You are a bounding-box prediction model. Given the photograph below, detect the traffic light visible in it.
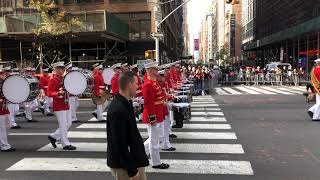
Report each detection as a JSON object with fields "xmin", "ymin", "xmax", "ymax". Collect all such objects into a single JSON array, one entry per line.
[{"xmin": 145, "ymin": 50, "xmax": 156, "ymax": 60}]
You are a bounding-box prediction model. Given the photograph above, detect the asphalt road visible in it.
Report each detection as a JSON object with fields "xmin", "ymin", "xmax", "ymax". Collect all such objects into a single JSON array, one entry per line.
[{"xmin": 0, "ymin": 92, "xmax": 318, "ymax": 180}]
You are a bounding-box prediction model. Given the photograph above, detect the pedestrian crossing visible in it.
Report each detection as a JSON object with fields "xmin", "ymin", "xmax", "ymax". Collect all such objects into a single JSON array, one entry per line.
[
  {"xmin": 7, "ymin": 95, "xmax": 254, "ymax": 177},
  {"xmin": 214, "ymin": 86, "xmax": 305, "ymax": 96}
]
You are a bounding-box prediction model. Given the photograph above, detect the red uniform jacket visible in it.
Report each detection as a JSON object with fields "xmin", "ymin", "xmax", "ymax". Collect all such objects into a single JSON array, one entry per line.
[
  {"xmin": 160, "ymin": 81, "xmax": 169, "ymax": 117},
  {"xmin": 48, "ymin": 74, "xmax": 69, "ymax": 112},
  {"xmin": 39, "ymin": 74, "xmax": 50, "ymax": 96},
  {"xmin": 142, "ymin": 76, "xmax": 164, "ymax": 124},
  {"xmin": 94, "ymin": 73, "xmax": 105, "ymax": 97},
  {"xmin": 0, "ymin": 95, "xmax": 9, "ymax": 115},
  {"xmin": 135, "ymin": 74, "xmax": 143, "ymax": 97},
  {"xmin": 111, "ymin": 73, "xmax": 119, "ymax": 95}
]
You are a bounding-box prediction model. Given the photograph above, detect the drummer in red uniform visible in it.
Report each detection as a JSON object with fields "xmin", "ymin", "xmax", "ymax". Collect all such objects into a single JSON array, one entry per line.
[
  {"xmin": 92, "ymin": 64, "xmax": 108, "ymax": 121},
  {"xmin": 47, "ymin": 62, "xmax": 76, "ymax": 151},
  {"xmin": 142, "ymin": 61, "xmax": 170, "ymax": 169},
  {"xmin": 110, "ymin": 63, "xmax": 122, "ymax": 95},
  {"xmin": 39, "ymin": 68, "xmax": 53, "ymax": 116},
  {"xmin": 0, "ymin": 68, "xmax": 15, "ymax": 152},
  {"xmin": 158, "ymin": 69, "xmax": 176, "ymax": 151},
  {"xmin": 24, "ymin": 67, "xmax": 39, "ymax": 122}
]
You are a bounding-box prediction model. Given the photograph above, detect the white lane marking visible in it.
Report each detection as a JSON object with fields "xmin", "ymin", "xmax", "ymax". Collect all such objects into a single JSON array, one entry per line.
[
  {"xmin": 192, "ymin": 95, "xmax": 213, "ymax": 99},
  {"xmin": 245, "ymin": 86, "xmax": 276, "ymax": 95},
  {"xmin": 191, "ymin": 102, "xmax": 217, "ymax": 105},
  {"xmin": 9, "ymin": 133, "xmax": 48, "ymax": 136},
  {"xmin": 259, "ymin": 87, "xmax": 293, "ymax": 95},
  {"xmin": 289, "ymin": 86, "xmax": 306, "ymax": 92},
  {"xmin": 66, "ymin": 131, "xmax": 237, "ymax": 139},
  {"xmin": 77, "ymin": 112, "xmax": 108, "ymax": 115},
  {"xmin": 235, "ymin": 87, "xmax": 261, "ymax": 95},
  {"xmin": 190, "ymin": 117, "xmax": 227, "ymax": 122},
  {"xmin": 277, "ymin": 87, "xmax": 302, "ymax": 94},
  {"xmin": 223, "ymin": 87, "xmax": 242, "ymax": 95},
  {"xmin": 191, "ymin": 104, "xmax": 219, "ymax": 107},
  {"xmin": 38, "ymin": 143, "xmax": 244, "ymax": 154},
  {"xmin": 191, "ymin": 107, "xmax": 221, "ymax": 111},
  {"xmin": 215, "ymin": 88, "xmax": 229, "ymax": 95},
  {"xmin": 7, "ymin": 158, "xmax": 253, "ymax": 175},
  {"xmin": 77, "ymin": 123, "xmax": 231, "ymax": 130},
  {"xmin": 191, "ymin": 112, "xmax": 224, "ymax": 116}
]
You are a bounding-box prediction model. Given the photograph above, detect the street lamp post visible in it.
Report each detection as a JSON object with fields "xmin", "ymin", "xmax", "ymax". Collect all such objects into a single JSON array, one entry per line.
[{"xmin": 154, "ymin": 0, "xmax": 192, "ymax": 63}]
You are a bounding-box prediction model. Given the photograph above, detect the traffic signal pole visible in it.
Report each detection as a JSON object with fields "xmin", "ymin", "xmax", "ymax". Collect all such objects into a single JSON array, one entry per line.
[{"xmin": 154, "ymin": 0, "xmax": 192, "ymax": 63}]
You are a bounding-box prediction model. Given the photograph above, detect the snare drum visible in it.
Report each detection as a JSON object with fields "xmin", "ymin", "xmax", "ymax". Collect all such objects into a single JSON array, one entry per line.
[
  {"xmin": 2, "ymin": 74, "xmax": 40, "ymax": 104},
  {"xmin": 64, "ymin": 70, "xmax": 92, "ymax": 96},
  {"xmin": 174, "ymin": 95, "xmax": 191, "ymax": 103}
]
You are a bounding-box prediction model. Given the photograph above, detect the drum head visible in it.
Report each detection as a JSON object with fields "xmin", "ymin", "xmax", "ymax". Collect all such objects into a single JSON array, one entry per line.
[
  {"xmin": 2, "ymin": 75, "xmax": 30, "ymax": 103},
  {"xmin": 103, "ymin": 68, "xmax": 115, "ymax": 85},
  {"xmin": 64, "ymin": 71, "xmax": 87, "ymax": 95}
]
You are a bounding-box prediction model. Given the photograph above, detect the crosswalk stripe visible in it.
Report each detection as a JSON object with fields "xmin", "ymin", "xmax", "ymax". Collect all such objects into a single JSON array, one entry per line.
[
  {"xmin": 191, "ymin": 107, "xmax": 221, "ymax": 111},
  {"xmin": 235, "ymin": 87, "xmax": 261, "ymax": 95},
  {"xmin": 288, "ymin": 86, "xmax": 306, "ymax": 92},
  {"xmin": 191, "ymin": 104, "xmax": 219, "ymax": 107},
  {"xmin": 66, "ymin": 131, "xmax": 237, "ymax": 139},
  {"xmin": 259, "ymin": 87, "xmax": 293, "ymax": 95},
  {"xmin": 76, "ymin": 123, "xmax": 231, "ymax": 130},
  {"xmin": 191, "ymin": 102, "xmax": 217, "ymax": 105},
  {"xmin": 6, "ymin": 158, "xmax": 253, "ymax": 175},
  {"xmin": 245, "ymin": 86, "xmax": 276, "ymax": 95},
  {"xmin": 192, "ymin": 95, "xmax": 213, "ymax": 99},
  {"xmin": 191, "ymin": 112, "xmax": 224, "ymax": 116},
  {"xmin": 223, "ymin": 87, "xmax": 242, "ymax": 95},
  {"xmin": 277, "ymin": 87, "xmax": 302, "ymax": 94},
  {"xmin": 215, "ymin": 88, "xmax": 229, "ymax": 95},
  {"xmin": 37, "ymin": 143, "xmax": 243, "ymax": 154},
  {"xmin": 190, "ymin": 117, "xmax": 227, "ymax": 122}
]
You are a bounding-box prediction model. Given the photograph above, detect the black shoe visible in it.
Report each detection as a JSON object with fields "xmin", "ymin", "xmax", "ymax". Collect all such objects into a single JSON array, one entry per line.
[
  {"xmin": 169, "ymin": 134, "xmax": 177, "ymax": 138},
  {"xmin": 46, "ymin": 113, "xmax": 54, "ymax": 116},
  {"xmin": 48, "ymin": 136, "xmax": 57, "ymax": 148},
  {"xmin": 312, "ymin": 119, "xmax": 320, "ymax": 121},
  {"xmin": 1, "ymin": 148, "xmax": 16, "ymax": 152},
  {"xmin": 63, "ymin": 145, "xmax": 76, "ymax": 150},
  {"xmin": 27, "ymin": 119, "xmax": 38, "ymax": 123},
  {"xmin": 72, "ymin": 120, "xmax": 81, "ymax": 124},
  {"xmin": 92, "ymin": 112, "xmax": 97, "ymax": 119},
  {"xmin": 11, "ymin": 125, "xmax": 21, "ymax": 129},
  {"xmin": 162, "ymin": 147, "xmax": 176, "ymax": 151},
  {"xmin": 308, "ymin": 111, "xmax": 314, "ymax": 119},
  {"xmin": 39, "ymin": 107, "xmax": 45, "ymax": 115},
  {"xmin": 152, "ymin": 163, "xmax": 170, "ymax": 169}
]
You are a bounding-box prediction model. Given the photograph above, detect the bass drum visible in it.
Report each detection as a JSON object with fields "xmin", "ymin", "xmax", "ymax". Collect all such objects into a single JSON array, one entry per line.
[
  {"xmin": 103, "ymin": 68, "xmax": 115, "ymax": 85},
  {"xmin": 2, "ymin": 74, "xmax": 40, "ymax": 104},
  {"xmin": 64, "ymin": 70, "xmax": 92, "ymax": 96}
]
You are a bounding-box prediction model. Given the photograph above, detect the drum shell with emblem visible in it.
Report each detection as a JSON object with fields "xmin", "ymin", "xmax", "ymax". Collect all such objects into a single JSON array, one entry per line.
[
  {"xmin": 171, "ymin": 103, "xmax": 191, "ymax": 128},
  {"xmin": 1, "ymin": 74, "xmax": 40, "ymax": 104}
]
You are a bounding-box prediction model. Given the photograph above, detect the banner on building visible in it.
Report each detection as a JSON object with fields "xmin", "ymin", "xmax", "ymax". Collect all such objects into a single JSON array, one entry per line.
[{"xmin": 194, "ymin": 39, "xmax": 199, "ymax": 51}]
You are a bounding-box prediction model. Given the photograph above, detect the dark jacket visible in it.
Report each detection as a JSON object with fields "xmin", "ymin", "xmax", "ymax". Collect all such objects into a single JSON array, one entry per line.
[{"xmin": 107, "ymin": 93, "xmax": 149, "ymax": 177}]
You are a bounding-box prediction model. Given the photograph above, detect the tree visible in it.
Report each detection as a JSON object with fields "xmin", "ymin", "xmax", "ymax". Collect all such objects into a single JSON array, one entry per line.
[{"xmin": 28, "ymin": 0, "xmax": 82, "ymax": 71}]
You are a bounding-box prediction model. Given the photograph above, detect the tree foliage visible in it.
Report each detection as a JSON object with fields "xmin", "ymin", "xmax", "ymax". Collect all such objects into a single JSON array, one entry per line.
[{"xmin": 29, "ymin": 0, "xmax": 82, "ymax": 37}]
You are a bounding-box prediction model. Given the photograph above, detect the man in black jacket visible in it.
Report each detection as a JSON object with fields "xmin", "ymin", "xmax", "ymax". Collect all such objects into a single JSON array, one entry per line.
[{"xmin": 107, "ymin": 71, "xmax": 149, "ymax": 180}]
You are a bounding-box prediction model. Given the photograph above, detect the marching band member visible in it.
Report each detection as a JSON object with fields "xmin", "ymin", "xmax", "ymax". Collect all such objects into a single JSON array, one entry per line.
[
  {"xmin": 121, "ymin": 63, "xmax": 129, "ymax": 73},
  {"xmin": 111, "ymin": 63, "xmax": 122, "ymax": 95},
  {"xmin": 47, "ymin": 62, "xmax": 76, "ymax": 150},
  {"xmin": 309, "ymin": 59, "xmax": 320, "ymax": 121},
  {"xmin": 65, "ymin": 64, "xmax": 81, "ymax": 123},
  {"xmin": 24, "ymin": 67, "xmax": 39, "ymax": 122},
  {"xmin": 142, "ymin": 61, "xmax": 170, "ymax": 169},
  {"xmin": 39, "ymin": 68, "xmax": 53, "ymax": 116},
  {"xmin": 131, "ymin": 64, "xmax": 143, "ymax": 98},
  {"xmin": 6, "ymin": 67, "xmax": 21, "ymax": 129},
  {"xmin": 93, "ymin": 64, "xmax": 108, "ymax": 121},
  {"xmin": 0, "ymin": 68, "xmax": 15, "ymax": 152},
  {"xmin": 158, "ymin": 70, "xmax": 176, "ymax": 151}
]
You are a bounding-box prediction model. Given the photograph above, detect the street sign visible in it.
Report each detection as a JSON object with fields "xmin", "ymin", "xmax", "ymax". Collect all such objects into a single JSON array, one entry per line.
[{"xmin": 150, "ymin": 32, "xmax": 164, "ymax": 38}]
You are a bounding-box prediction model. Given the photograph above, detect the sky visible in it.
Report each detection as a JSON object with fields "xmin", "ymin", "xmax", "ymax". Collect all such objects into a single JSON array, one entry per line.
[{"xmin": 187, "ymin": 0, "xmax": 213, "ymax": 55}]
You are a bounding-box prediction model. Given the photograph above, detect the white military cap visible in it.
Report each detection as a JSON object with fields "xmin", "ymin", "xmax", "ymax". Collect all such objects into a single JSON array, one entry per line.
[
  {"xmin": 97, "ymin": 64, "xmax": 103, "ymax": 69},
  {"xmin": 122, "ymin": 63, "xmax": 128, "ymax": 67},
  {"xmin": 111, "ymin": 63, "xmax": 122, "ymax": 69},
  {"xmin": 71, "ymin": 67, "xmax": 79, "ymax": 71},
  {"xmin": 158, "ymin": 70, "xmax": 165, "ymax": 75},
  {"xmin": 13, "ymin": 68, "xmax": 19, "ymax": 72},
  {"xmin": 52, "ymin": 61, "xmax": 65, "ymax": 68},
  {"xmin": 31, "ymin": 67, "xmax": 36, "ymax": 71},
  {"xmin": 159, "ymin": 64, "xmax": 168, "ymax": 69},
  {"xmin": 315, "ymin": 59, "xmax": 320, "ymax": 63},
  {"xmin": 43, "ymin": 68, "xmax": 49, "ymax": 72},
  {"xmin": 144, "ymin": 61, "xmax": 159, "ymax": 69},
  {"xmin": 130, "ymin": 64, "xmax": 138, "ymax": 69},
  {"xmin": 65, "ymin": 63, "xmax": 72, "ymax": 69},
  {"xmin": 4, "ymin": 66, "xmax": 11, "ymax": 71},
  {"xmin": 25, "ymin": 67, "xmax": 32, "ymax": 71},
  {"xmin": 92, "ymin": 63, "xmax": 99, "ymax": 68}
]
